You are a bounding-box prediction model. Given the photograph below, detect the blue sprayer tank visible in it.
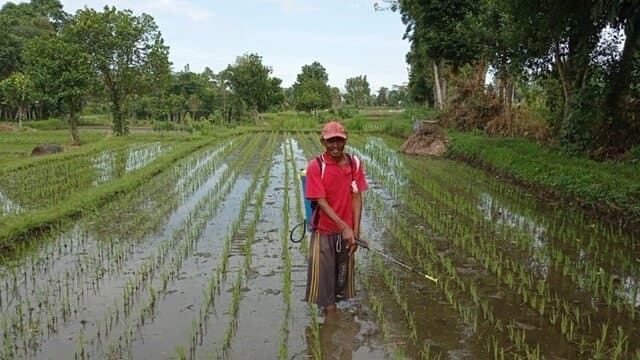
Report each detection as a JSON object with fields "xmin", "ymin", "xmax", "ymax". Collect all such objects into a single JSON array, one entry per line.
[{"xmin": 299, "ymin": 170, "xmax": 313, "ymax": 231}]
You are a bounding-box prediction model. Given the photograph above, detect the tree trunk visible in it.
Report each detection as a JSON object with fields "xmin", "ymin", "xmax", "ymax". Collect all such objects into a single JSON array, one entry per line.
[
  {"xmin": 433, "ymin": 62, "xmax": 443, "ymax": 110},
  {"xmin": 111, "ymin": 98, "xmax": 127, "ymax": 136},
  {"xmin": 553, "ymin": 44, "xmax": 572, "ymax": 126},
  {"xmin": 473, "ymin": 60, "xmax": 487, "ymax": 90},
  {"xmin": 70, "ymin": 106, "xmax": 81, "ymax": 146},
  {"xmin": 597, "ymin": 12, "xmax": 640, "ymax": 151}
]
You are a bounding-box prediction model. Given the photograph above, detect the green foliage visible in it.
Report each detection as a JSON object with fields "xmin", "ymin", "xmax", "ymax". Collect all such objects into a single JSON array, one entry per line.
[
  {"xmin": 224, "ymin": 53, "xmax": 282, "ymax": 117},
  {"xmin": 152, "ymin": 120, "xmax": 175, "ymax": 131},
  {"xmin": 187, "ymin": 119, "xmax": 215, "ymax": 135},
  {"xmin": 624, "ymin": 145, "xmax": 640, "ymax": 164},
  {"xmin": 0, "ymin": 137, "xmax": 211, "ymax": 248},
  {"xmin": 23, "ymin": 118, "xmax": 66, "ymax": 130},
  {"xmin": 64, "ymin": 6, "xmax": 170, "ymax": 136},
  {"xmin": 327, "ymin": 105, "xmax": 358, "ymax": 119},
  {"xmin": 447, "ymin": 130, "xmax": 640, "ymax": 218},
  {"xmin": 292, "ymin": 62, "xmax": 332, "ymax": 113},
  {"xmin": 344, "ymin": 75, "xmax": 371, "ymax": 108},
  {"xmin": 382, "ymin": 117, "xmax": 413, "ymax": 137},
  {"xmin": 0, "ymin": 72, "xmax": 35, "ymax": 123},
  {"xmin": 346, "ymin": 117, "xmax": 365, "ymax": 131},
  {"xmin": 23, "ymin": 35, "xmax": 94, "ymax": 143},
  {"xmin": 554, "ymin": 67, "xmax": 607, "ymax": 154},
  {"xmin": 0, "ymin": 0, "xmax": 64, "ymax": 79}
]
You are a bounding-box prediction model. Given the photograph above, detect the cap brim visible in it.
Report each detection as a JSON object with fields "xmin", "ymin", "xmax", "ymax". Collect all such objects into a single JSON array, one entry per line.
[{"xmin": 322, "ymin": 132, "xmax": 347, "ymax": 139}]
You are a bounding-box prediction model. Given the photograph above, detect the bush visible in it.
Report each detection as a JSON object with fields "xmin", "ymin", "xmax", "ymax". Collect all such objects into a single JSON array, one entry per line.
[
  {"xmin": 188, "ymin": 119, "xmax": 214, "ymax": 134},
  {"xmin": 152, "ymin": 120, "xmax": 175, "ymax": 131},
  {"xmin": 327, "ymin": 106, "xmax": 358, "ymax": 119},
  {"xmin": 382, "ymin": 118, "xmax": 413, "ymax": 137},
  {"xmin": 624, "ymin": 145, "xmax": 640, "ymax": 164},
  {"xmin": 24, "ymin": 118, "xmax": 67, "ymax": 130},
  {"xmin": 347, "ymin": 117, "xmax": 365, "ymax": 131}
]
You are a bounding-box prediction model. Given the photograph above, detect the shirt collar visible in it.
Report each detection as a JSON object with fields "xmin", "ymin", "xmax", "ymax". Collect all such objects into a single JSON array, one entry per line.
[{"xmin": 321, "ymin": 152, "xmax": 343, "ymax": 165}]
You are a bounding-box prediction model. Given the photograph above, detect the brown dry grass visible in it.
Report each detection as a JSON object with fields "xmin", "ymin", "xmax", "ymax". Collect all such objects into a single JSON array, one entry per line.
[
  {"xmin": 486, "ymin": 108, "xmax": 551, "ymax": 142},
  {"xmin": 436, "ymin": 80, "xmax": 551, "ymax": 142},
  {"xmin": 0, "ymin": 123, "xmax": 18, "ymax": 132}
]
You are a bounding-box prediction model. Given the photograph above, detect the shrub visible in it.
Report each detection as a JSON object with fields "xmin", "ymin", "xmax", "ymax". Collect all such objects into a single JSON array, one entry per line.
[
  {"xmin": 152, "ymin": 120, "xmax": 175, "ymax": 131},
  {"xmin": 24, "ymin": 118, "xmax": 67, "ymax": 130}
]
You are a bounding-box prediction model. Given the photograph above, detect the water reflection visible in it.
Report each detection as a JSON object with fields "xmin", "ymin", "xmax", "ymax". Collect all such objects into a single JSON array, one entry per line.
[
  {"xmin": 0, "ymin": 189, "xmax": 22, "ymax": 215},
  {"xmin": 478, "ymin": 191, "xmax": 550, "ymax": 274},
  {"xmin": 306, "ymin": 313, "xmax": 360, "ymax": 360},
  {"xmin": 91, "ymin": 143, "xmax": 170, "ymax": 185}
]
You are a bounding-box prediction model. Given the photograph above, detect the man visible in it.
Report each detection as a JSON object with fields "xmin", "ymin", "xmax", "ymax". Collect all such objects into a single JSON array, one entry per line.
[{"xmin": 304, "ymin": 120, "xmax": 368, "ymax": 315}]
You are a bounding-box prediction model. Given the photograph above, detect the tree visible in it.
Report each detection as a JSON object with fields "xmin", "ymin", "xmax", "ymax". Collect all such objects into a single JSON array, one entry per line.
[
  {"xmin": 594, "ymin": 1, "xmax": 640, "ymax": 152},
  {"xmin": 65, "ymin": 6, "xmax": 170, "ymax": 135},
  {"xmin": 395, "ymin": 0, "xmax": 491, "ymax": 108},
  {"xmin": 0, "ymin": 0, "xmax": 66, "ymax": 80},
  {"xmin": 292, "ymin": 62, "xmax": 332, "ymax": 114},
  {"xmin": 330, "ymin": 87, "xmax": 342, "ymax": 108},
  {"xmin": 376, "ymin": 87, "xmax": 389, "ymax": 106},
  {"xmin": 23, "ymin": 37, "xmax": 93, "ymax": 145},
  {"xmin": 0, "ymin": 72, "xmax": 34, "ymax": 128},
  {"xmin": 224, "ymin": 53, "xmax": 276, "ymax": 121},
  {"xmin": 387, "ymin": 84, "xmax": 410, "ymax": 107},
  {"xmin": 344, "ymin": 75, "xmax": 371, "ymax": 108},
  {"xmin": 266, "ymin": 77, "xmax": 285, "ymax": 111}
]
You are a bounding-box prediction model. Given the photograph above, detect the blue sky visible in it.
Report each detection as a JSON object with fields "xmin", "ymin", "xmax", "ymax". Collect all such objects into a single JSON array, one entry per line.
[{"xmin": 4, "ymin": 0, "xmax": 411, "ymax": 92}]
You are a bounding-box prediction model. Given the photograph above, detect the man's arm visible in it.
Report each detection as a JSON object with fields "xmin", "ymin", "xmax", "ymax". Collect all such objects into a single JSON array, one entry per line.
[{"xmin": 315, "ymin": 198, "xmax": 355, "ymax": 244}]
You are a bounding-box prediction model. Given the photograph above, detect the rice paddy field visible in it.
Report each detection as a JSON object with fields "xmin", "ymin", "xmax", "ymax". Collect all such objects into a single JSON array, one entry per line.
[{"xmin": 0, "ymin": 130, "xmax": 639, "ymax": 359}]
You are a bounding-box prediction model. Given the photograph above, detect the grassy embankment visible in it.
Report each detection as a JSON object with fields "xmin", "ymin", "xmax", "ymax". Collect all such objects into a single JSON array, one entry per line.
[{"xmin": 446, "ymin": 131, "xmax": 640, "ymax": 226}]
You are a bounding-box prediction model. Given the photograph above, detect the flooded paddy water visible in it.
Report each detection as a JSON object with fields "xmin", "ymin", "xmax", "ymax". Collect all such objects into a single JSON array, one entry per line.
[{"xmin": 0, "ymin": 132, "xmax": 638, "ymax": 359}]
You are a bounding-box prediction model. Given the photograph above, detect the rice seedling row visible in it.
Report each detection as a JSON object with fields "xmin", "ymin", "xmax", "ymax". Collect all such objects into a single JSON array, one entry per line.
[
  {"xmin": 1, "ymin": 131, "xmax": 637, "ymax": 359},
  {"xmin": 366, "ymin": 170, "xmax": 548, "ymax": 357},
  {"xmin": 100, "ymin": 133, "xmax": 266, "ymax": 359},
  {"xmin": 0, "ymin": 134, "xmax": 254, "ymax": 358},
  {"xmin": 278, "ymin": 137, "xmax": 294, "ymax": 359},
  {"xmin": 161, "ymin": 133, "xmax": 277, "ymax": 359},
  {"xmin": 0, "ymin": 137, "xmax": 233, "ymax": 319},
  {"xmin": 0, "ymin": 142, "xmax": 171, "ymax": 216},
  {"xmin": 352, "ymin": 136, "xmax": 585, "ymax": 358},
  {"xmin": 356, "ymin": 136, "xmax": 640, "ymax": 358},
  {"xmin": 400, "ymin": 162, "xmax": 640, "ymax": 358}
]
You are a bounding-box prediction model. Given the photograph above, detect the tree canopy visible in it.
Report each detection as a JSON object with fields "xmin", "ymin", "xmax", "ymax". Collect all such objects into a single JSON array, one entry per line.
[
  {"xmin": 64, "ymin": 6, "xmax": 170, "ymax": 135},
  {"xmin": 292, "ymin": 62, "xmax": 332, "ymax": 113}
]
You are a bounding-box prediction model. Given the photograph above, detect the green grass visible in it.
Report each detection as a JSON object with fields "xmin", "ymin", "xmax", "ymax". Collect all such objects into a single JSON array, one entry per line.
[
  {"xmin": 446, "ymin": 130, "xmax": 640, "ymax": 221},
  {"xmin": 0, "ymin": 129, "xmax": 108, "ymax": 165}
]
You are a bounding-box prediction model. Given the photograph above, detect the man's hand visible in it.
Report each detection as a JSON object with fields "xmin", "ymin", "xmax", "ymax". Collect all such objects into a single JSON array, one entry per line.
[
  {"xmin": 341, "ymin": 227, "xmax": 359, "ymax": 256},
  {"xmin": 347, "ymin": 238, "xmax": 358, "ymax": 256}
]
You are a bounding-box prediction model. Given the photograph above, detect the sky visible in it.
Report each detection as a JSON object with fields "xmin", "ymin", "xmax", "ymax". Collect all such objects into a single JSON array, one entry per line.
[{"xmin": 3, "ymin": 0, "xmax": 411, "ymax": 92}]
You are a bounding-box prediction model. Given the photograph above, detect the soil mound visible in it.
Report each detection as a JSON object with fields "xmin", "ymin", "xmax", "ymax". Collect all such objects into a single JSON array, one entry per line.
[
  {"xmin": 399, "ymin": 121, "xmax": 448, "ymax": 156},
  {"xmin": 31, "ymin": 144, "xmax": 65, "ymax": 156}
]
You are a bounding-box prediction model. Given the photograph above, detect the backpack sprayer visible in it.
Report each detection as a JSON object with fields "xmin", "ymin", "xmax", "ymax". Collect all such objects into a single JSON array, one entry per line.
[{"xmin": 290, "ymin": 170, "xmax": 438, "ymax": 284}]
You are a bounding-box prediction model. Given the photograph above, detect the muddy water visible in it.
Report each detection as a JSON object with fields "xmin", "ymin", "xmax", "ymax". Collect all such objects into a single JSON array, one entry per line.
[{"xmin": 0, "ymin": 133, "xmax": 638, "ymax": 359}]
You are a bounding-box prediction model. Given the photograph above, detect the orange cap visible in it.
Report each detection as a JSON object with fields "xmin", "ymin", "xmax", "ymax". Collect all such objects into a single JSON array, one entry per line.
[{"xmin": 321, "ymin": 121, "xmax": 347, "ymax": 139}]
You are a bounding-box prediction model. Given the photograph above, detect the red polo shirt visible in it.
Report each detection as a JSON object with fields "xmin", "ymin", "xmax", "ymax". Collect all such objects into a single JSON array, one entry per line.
[{"xmin": 305, "ymin": 152, "xmax": 368, "ymax": 234}]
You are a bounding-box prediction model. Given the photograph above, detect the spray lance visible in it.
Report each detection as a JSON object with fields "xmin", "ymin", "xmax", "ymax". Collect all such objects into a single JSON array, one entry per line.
[
  {"xmin": 290, "ymin": 221, "xmax": 437, "ymax": 283},
  {"xmin": 290, "ymin": 171, "xmax": 438, "ymax": 284}
]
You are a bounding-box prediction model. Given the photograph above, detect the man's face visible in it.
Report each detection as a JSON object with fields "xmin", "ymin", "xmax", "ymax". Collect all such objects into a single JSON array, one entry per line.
[{"xmin": 322, "ymin": 136, "xmax": 346, "ymax": 159}]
